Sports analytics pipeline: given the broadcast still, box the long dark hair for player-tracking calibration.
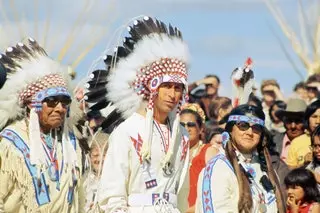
[284,168,320,203]
[304,99,320,131]
[224,104,285,213]
[310,125,320,169]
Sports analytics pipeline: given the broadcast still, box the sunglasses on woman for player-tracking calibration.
[180,121,197,128]
[42,96,72,108]
[235,121,263,134]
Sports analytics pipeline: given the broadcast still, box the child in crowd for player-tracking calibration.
[284,168,320,213]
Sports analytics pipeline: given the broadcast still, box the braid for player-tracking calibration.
[262,138,286,213]
[257,139,268,173]
[225,140,253,212]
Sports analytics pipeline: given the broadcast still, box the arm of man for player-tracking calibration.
[97,126,130,213]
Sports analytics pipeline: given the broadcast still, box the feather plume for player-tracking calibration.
[231,57,255,107]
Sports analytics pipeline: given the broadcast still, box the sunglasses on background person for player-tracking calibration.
[180,121,197,128]
[235,121,263,134]
[310,144,320,150]
[42,96,72,108]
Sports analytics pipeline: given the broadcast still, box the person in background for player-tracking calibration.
[305,74,320,104]
[260,79,285,130]
[273,98,307,163]
[287,99,320,168]
[180,103,219,213]
[205,127,224,148]
[269,100,287,133]
[83,131,109,212]
[305,125,320,190]
[207,96,232,129]
[284,168,320,213]
[292,81,308,102]
[189,75,220,100]
[189,75,220,120]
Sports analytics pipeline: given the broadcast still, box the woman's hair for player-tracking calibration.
[180,108,203,127]
[304,99,320,131]
[205,126,224,143]
[269,100,287,123]
[310,125,320,169]
[208,96,232,120]
[224,104,285,212]
[247,93,263,110]
[284,168,320,203]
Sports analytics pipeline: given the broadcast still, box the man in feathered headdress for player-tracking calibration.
[0,38,85,213]
[84,16,190,213]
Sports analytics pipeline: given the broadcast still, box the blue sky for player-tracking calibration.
[0,0,318,97]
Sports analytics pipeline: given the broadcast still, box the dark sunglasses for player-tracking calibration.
[180,121,197,128]
[235,121,263,134]
[283,117,303,124]
[311,144,320,150]
[42,96,72,108]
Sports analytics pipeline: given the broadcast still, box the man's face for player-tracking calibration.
[296,88,308,101]
[306,82,320,101]
[153,82,184,114]
[283,116,305,141]
[38,95,71,131]
[262,85,276,104]
[205,77,219,97]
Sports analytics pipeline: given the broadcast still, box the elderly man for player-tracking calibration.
[0,38,84,213]
[272,98,307,164]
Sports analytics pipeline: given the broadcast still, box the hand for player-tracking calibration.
[286,195,300,213]
[304,152,313,164]
[197,77,218,88]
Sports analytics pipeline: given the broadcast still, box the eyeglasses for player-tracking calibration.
[42,96,72,108]
[310,144,320,150]
[235,121,263,134]
[283,117,304,124]
[180,121,197,128]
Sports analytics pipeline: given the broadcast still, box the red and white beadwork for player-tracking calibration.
[18,73,67,106]
[132,57,187,108]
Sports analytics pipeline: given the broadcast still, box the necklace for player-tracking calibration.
[40,133,59,182]
[154,120,171,153]
[189,141,203,166]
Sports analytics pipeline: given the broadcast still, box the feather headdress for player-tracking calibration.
[0,38,71,129]
[231,57,255,107]
[0,38,78,176]
[85,16,189,173]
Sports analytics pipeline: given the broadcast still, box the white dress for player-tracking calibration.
[195,150,278,213]
[97,113,190,213]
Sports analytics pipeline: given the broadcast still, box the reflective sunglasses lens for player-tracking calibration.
[236,121,250,131]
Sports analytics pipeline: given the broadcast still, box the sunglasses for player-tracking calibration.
[42,96,72,108]
[180,121,197,128]
[311,144,320,150]
[235,121,263,134]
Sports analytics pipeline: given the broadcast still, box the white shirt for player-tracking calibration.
[97,113,190,213]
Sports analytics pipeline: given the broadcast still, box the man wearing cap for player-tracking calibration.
[0,39,84,212]
[273,98,307,164]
